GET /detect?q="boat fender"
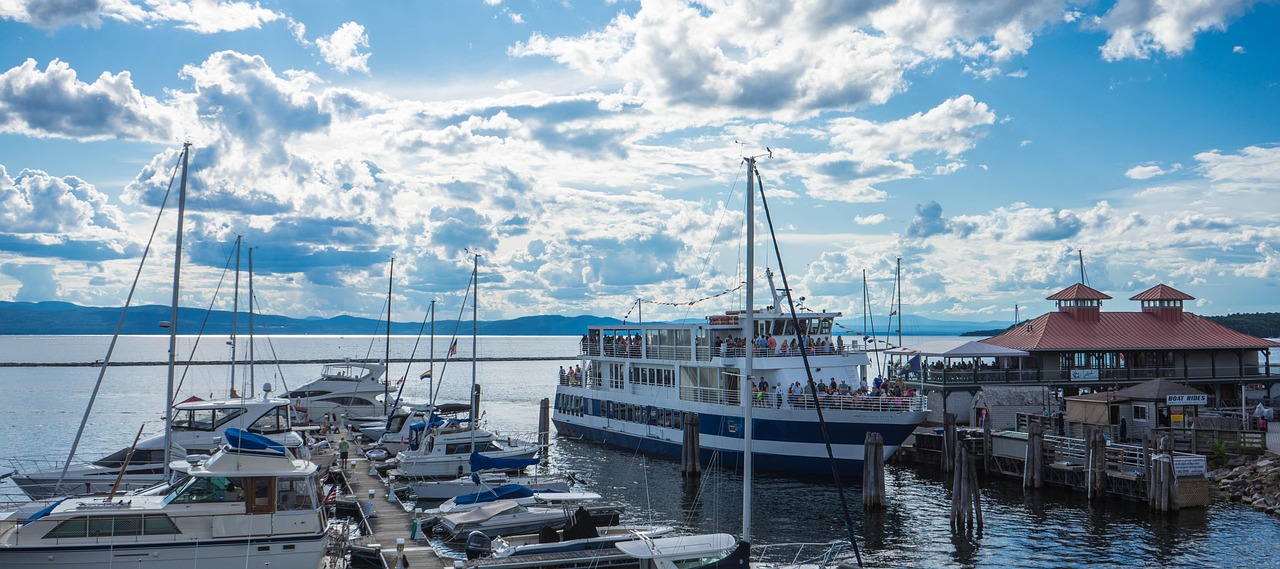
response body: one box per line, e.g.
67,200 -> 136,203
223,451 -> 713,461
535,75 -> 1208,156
464,531 -> 493,560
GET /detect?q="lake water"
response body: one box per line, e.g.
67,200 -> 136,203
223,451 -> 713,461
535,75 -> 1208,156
2,334 -> 1278,568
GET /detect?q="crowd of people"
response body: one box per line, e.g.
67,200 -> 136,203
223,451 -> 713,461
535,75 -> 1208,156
714,333 -> 844,358
750,375 -> 918,410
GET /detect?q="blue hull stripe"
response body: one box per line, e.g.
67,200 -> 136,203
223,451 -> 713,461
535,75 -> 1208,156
553,420 -> 896,477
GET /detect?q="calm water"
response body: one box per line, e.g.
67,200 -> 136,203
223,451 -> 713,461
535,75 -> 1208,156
2,334 -> 1279,568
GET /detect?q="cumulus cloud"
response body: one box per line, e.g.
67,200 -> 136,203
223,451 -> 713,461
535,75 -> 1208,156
1125,162 -> 1179,179
512,1 -> 1060,116
1234,242 -> 1280,278
1233,45 -> 1246,54
1097,0 -> 1260,61
0,263 -> 60,301
3,0 -> 284,33
316,21 -> 371,74
854,213 -> 887,225
0,0 -> 101,29
0,59 -> 182,142
1193,145 -> 1280,189
0,164 -> 135,260
797,95 -> 996,202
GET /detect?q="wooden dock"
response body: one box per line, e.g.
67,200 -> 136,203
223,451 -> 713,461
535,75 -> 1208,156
341,437 -> 449,568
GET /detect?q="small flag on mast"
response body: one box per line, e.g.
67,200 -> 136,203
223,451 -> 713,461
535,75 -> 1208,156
419,369 -> 432,380
448,339 -> 458,356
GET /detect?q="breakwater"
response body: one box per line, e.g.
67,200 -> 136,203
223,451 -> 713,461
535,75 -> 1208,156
1213,456 -> 1280,515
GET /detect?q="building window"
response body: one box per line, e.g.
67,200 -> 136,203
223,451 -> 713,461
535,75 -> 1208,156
1133,405 -> 1148,422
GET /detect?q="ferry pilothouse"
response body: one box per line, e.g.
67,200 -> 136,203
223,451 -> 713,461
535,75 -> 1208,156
553,271 -> 929,477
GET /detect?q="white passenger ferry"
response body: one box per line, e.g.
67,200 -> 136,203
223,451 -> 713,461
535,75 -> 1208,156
553,271 -> 929,477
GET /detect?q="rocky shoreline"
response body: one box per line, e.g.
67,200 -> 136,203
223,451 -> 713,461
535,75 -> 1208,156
1212,455 -> 1280,514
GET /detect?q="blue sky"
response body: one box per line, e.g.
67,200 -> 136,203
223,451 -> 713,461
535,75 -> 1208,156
1,1 -> 1277,326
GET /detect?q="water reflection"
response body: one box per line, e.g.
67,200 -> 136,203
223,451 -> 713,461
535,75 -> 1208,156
549,437 -> 1280,568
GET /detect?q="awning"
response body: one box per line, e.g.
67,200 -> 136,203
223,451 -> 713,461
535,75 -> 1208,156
886,339 -> 1030,358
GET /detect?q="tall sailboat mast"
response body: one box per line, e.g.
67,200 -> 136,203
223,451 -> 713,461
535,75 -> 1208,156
385,257 -> 395,414
470,253 -> 480,449
162,143 -> 191,482
741,155 -> 756,544
247,247 -> 255,396
229,235 -> 240,397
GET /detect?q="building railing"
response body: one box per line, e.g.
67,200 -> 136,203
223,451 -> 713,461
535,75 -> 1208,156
921,364 -> 1272,386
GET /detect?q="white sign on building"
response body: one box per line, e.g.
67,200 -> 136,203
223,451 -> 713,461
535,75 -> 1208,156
1167,394 -> 1208,406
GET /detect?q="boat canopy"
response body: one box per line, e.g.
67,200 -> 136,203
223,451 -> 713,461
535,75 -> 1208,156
471,451 -> 538,473
225,428 -> 287,456
452,484 -> 536,505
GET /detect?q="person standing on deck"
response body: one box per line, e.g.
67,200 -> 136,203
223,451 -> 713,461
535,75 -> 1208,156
338,437 -> 350,471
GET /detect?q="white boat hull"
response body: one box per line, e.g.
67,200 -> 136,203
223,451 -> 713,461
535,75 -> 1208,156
0,534 -> 326,569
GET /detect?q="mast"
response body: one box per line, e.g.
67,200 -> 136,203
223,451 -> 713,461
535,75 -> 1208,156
162,142 -> 191,482
428,299 -> 436,403
248,246 -> 255,397
385,257 -> 395,414
896,256 -> 903,349
229,235 -> 240,397
741,156 -> 756,544
470,253 -> 480,449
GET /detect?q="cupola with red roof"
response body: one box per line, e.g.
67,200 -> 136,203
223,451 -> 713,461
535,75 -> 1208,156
1046,283 -> 1112,322
1130,284 -> 1194,323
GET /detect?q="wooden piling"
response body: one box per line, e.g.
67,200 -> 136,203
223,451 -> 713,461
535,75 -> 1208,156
863,432 -> 885,509
950,444 -> 982,532
1086,427 -> 1107,500
1024,420 -> 1043,489
1149,434 -> 1179,513
538,398 -> 550,461
967,439 -> 984,533
681,412 -> 701,477
982,418 -> 993,475
943,413 -> 957,474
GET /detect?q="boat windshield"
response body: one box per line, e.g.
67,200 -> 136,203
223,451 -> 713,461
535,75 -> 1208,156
172,407 -> 245,432
165,476 -> 244,504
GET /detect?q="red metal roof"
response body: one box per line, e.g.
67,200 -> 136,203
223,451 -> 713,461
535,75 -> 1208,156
1046,283 -> 1112,301
981,311 -> 1280,351
1129,284 -> 1194,301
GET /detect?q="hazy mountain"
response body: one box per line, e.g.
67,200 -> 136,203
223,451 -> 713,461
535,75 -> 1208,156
0,301 -> 1008,336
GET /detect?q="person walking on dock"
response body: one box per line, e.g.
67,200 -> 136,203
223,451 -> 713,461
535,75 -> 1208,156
338,437 -> 351,471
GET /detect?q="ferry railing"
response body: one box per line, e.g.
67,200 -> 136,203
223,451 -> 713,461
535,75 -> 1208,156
748,392 -> 927,413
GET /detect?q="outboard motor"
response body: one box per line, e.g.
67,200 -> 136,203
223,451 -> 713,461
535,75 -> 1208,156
465,531 -> 493,560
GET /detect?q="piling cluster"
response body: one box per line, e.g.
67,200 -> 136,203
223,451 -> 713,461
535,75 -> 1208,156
1212,456 -> 1280,515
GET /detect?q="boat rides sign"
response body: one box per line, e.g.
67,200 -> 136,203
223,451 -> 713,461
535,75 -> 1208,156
1167,394 -> 1208,406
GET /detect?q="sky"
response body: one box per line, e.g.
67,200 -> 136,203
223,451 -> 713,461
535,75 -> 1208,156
0,0 -> 1278,328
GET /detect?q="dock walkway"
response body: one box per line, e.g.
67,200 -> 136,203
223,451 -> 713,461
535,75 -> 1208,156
341,434 -> 448,569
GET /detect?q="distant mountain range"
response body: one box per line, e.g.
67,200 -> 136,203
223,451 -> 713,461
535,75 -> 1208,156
0,300 -> 1011,336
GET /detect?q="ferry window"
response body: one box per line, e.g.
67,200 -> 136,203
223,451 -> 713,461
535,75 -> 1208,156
820,319 -> 833,334
143,515 -> 181,535
44,518 -> 87,538
772,320 -> 786,335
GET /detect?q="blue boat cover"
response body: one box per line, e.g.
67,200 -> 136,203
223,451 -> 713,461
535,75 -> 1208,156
225,428 -> 287,455
470,451 -> 537,473
452,483 -> 535,505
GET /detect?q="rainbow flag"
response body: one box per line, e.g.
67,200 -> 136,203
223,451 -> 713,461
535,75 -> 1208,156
419,369 -> 432,380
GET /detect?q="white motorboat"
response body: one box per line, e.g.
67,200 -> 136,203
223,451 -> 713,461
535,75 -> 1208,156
406,471 -> 571,502
12,395 -> 307,499
435,499 -> 624,544
286,361 -> 388,423
0,428 -> 329,569
428,486 -> 600,516
461,531 -> 746,569
391,421 -> 541,479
